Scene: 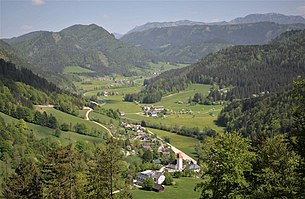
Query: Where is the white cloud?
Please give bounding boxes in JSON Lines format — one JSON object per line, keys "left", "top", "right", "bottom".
{"left": 20, "top": 25, "right": 33, "bottom": 31}
{"left": 32, "top": 0, "right": 45, "bottom": 6}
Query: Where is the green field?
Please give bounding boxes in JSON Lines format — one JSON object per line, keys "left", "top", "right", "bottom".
{"left": 0, "top": 112, "right": 102, "bottom": 144}
{"left": 84, "top": 83, "right": 224, "bottom": 131}
{"left": 147, "top": 128, "right": 199, "bottom": 159}
{"left": 78, "top": 109, "right": 88, "bottom": 119}
{"left": 64, "top": 66, "right": 95, "bottom": 74}
{"left": 36, "top": 107, "right": 108, "bottom": 135}
{"left": 120, "top": 84, "right": 224, "bottom": 131}
{"left": 130, "top": 62, "right": 188, "bottom": 76}
{"left": 89, "top": 111, "right": 120, "bottom": 126}
{"left": 132, "top": 177, "right": 201, "bottom": 199}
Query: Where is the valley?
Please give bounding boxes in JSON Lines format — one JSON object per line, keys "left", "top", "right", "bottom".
{"left": 1, "top": 5, "right": 305, "bottom": 198}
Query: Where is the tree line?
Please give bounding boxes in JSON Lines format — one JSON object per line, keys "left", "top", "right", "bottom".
{"left": 0, "top": 118, "right": 131, "bottom": 198}
{"left": 130, "top": 30, "right": 305, "bottom": 103}
{"left": 195, "top": 80, "right": 305, "bottom": 198}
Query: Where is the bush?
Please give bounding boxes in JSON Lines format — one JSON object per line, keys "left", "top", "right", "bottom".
{"left": 142, "top": 178, "right": 154, "bottom": 191}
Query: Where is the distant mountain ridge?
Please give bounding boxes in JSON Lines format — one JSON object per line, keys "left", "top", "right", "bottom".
{"left": 3, "top": 24, "right": 148, "bottom": 76}
{"left": 126, "top": 13, "right": 305, "bottom": 34}
{"left": 230, "top": 13, "right": 305, "bottom": 25}
{"left": 127, "top": 20, "right": 207, "bottom": 34}
{"left": 121, "top": 22, "right": 305, "bottom": 63}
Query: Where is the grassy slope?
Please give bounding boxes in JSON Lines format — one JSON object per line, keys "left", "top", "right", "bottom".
{"left": 63, "top": 66, "right": 95, "bottom": 74}
{"left": 147, "top": 128, "right": 199, "bottom": 159}
{"left": 0, "top": 112, "right": 102, "bottom": 144}
{"left": 132, "top": 177, "right": 201, "bottom": 199}
{"left": 89, "top": 111, "right": 120, "bottom": 126}
{"left": 36, "top": 107, "right": 108, "bottom": 135}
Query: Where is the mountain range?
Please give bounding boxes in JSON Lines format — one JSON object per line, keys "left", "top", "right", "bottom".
{"left": 121, "top": 22, "right": 305, "bottom": 63}
{"left": 126, "top": 13, "right": 305, "bottom": 34}
{"left": 2, "top": 24, "right": 149, "bottom": 76}
{"left": 1, "top": 13, "right": 305, "bottom": 79}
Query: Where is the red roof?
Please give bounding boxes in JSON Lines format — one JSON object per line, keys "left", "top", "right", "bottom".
{"left": 177, "top": 152, "right": 183, "bottom": 159}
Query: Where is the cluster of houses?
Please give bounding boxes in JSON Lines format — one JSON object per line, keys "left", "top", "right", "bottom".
{"left": 141, "top": 105, "right": 165, "bottom": 117}
{"left": 122, "top": 121, "right": 201, "bottom": 192}
{"left": 135, "top": 152, "right": 200, "bottom": 192}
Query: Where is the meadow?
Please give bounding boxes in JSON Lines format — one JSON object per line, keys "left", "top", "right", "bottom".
{"left": 0, "top": 112, "right": 103, "bottom": 144}
{"left": 147, "top": 128, "right": 199, "bottom": 159}
{"left": 132, "top": 177, "right": 201, "bottom": 199}
{"left": 36, "top": 107, "right": 108, "bottom": 135}
{"left": 63, "top": 66, "right": 95, "bottom": 74}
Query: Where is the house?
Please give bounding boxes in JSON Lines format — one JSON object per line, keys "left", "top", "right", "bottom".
{"left": 153, "top": 106, "right": 164, "bottom": 113}
{"left": 149, "top": 112, "right": 158, "bottom": 117}
{"left": 152, "top": 159, "right": 162, "bottom": 165}
{"left": 136, "top": 170, "right": 165, "bottom": 186}
{"left": 185, "top": 164, "right": 201, "bottom": 172}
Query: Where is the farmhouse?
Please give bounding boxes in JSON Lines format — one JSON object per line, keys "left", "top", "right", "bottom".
{"left": 185, "top": 163, "right": 201, "bottom": 172}
{"left": 136, "top": 170, "right": 165, "bottom": 191}
{"left": 142, "top": 105, "right": 165, "bottom": 117}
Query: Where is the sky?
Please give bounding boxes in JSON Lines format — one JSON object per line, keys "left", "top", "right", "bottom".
{"left": 1, "top": 0, "right": 305, "bottom": 38}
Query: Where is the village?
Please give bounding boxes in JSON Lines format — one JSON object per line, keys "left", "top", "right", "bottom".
{"left": 122, "top": 121, "right": 200, "bottom": 192}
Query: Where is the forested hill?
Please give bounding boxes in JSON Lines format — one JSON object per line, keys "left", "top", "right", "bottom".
{"left": 4, "top": 24, "right": 149, "bottom": 76}
{"left": 121, "top": 22, "right": 305, "bottom": 63}
{"left": 0, "top": 40, "right": 72, "bottom": 87}
{"left": 131, "top": 30, "right": 305, "bottom": 103}
{"left": 0, "top": 59, "right": 85, "bottom": 127}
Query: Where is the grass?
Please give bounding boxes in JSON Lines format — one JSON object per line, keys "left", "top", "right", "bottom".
{"left": 88, "top": 83, "right": 224, "bottom": 131}
{"left": 132, "top": 177, "right": 201, "bottom": 199}
{"left": 36, "top": 107, "right": 108, "bottom": 135}
{"left": 89, "top": 111, "right": 120, "bottom": 126}
{"left": 124, "top": 84, "right": 224, "bottom": 131}
{"left": 84, "top": 86, "right": 142, "bottom": 98}
{"left": 147, "top": 128, "right": 199, "bottom": 159}
{"left": 0, "top": 112, "right": 103, "bottom": 145}
{"left": 78, "top": 109, "right": 88, "bottom": 119}
{"left": 63, "top": 66, "right": 95, "bottom": 74}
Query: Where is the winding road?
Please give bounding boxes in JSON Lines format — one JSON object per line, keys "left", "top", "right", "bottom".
{"left": 83, "top": 106, "right": 114, "bottom": 138}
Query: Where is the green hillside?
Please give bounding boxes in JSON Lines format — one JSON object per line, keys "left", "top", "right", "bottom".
{"left": 133, "top": 30, "right": 305, "bottom": 103}
{"left": 5, "top": 24, "right": 149, "bottom": 76}
{"left": 121, "top": 22, "right": 305, "bottom": 63}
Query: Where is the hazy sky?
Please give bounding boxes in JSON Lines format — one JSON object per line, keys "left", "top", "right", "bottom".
{"left": 1, "top": 0, "right": 305, "bottom": 38}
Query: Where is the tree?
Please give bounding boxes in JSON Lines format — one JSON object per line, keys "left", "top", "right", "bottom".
{"left": 53, "top": 129, "right": 61, "bottom": 138}
{"left": 3, "top": 159, "right": 43, "bottom": 198}
{"left": 195, "top": 132, "right": 255, "bottom": 198}
{"left": 89, "top": 138, "right": 129, "bottom": 199}
{"left": 163, "top": 172, "right": 173, "bottom": 185}
{"left": 142, "top": 178, "right": 154, "bottom": 191}
{"left": 41, "top": 144, "right": 77, "bottom": 198}
{"left": 142, "top": 149, "right": 153, "bottom": 163}
{"left": 251, "top": 135, "right": 301, "bottom": 198}
{"left": 164, "top": 136, "right": 171, "bottom": 143}
{"left": 291, "top": 80, "right": 305, "bottom": 196}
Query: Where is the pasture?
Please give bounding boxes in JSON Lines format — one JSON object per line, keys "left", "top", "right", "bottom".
{"left": 147, "top": 128, "right": 200, "bottom": 159}
{"left": 0, "top": 112, "right": 103, "bottom": 144}
{"left": 132, "top": 177, "right": 201, "bottom": 199}
{"left": 63, "top": 66, "right": 95, "bottom": 74}
{"left": 36, "top": 107, "right": 108, "bottom": 135}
